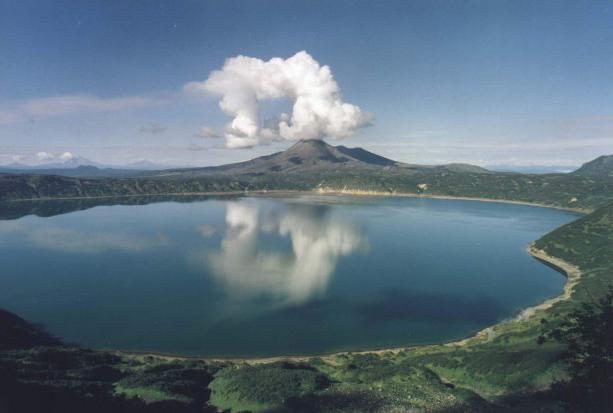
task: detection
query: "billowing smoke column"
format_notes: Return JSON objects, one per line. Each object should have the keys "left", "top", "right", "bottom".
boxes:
{"left": 185, "top": 51, "right": 371, "bottom": 149}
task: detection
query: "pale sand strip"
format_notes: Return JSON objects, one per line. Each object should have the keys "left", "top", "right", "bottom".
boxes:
{"left": 449, "top": 245, "right": 582, "bottom": 347}
{"left": 519, "top": 245, "right": 582, "bottom": 320}
{"left": 3, "top": 188, "right": 591, "bottom": 214}
{"left": 313, "top": 187, "right": 589, "bottom": 213}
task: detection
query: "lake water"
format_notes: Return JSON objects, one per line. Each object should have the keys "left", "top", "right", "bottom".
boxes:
{"left": 0, "top": 195, "right": 578, "bottom": 357}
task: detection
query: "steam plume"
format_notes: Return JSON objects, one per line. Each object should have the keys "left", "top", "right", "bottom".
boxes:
{"left": 185, "top": 51, "right": 371, "bottom": 149}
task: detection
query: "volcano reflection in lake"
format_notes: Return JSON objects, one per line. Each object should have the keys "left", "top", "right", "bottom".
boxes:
{"left": 0, "top": 196, "right": 578, "bottom": 356}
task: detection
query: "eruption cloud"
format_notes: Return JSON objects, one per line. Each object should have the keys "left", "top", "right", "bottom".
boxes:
{"left": 185, "top": 51, "right": 372, "bottom": 149}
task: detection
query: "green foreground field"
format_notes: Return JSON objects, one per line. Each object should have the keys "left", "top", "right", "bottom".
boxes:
{"left": 0, "top": 200, "right": 612, "bottom": 413}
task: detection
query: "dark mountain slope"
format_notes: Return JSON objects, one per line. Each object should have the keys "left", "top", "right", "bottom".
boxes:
{"left": 572, "top": 155, "right": 613, "bottom": 178}
{"left": 154, "top": 139, "right": 396, "bottom": 178}
{"left": 0, "top": 309, "right": 61, "bottom": 350}
{"left": 151, "top": 140, "right": 490, "bottom": 178}
{"left": 335, "top": 145, "right": 397, "bottom": 166}
{"left": 438, "top": 163, "right": 491, "bottom": 174}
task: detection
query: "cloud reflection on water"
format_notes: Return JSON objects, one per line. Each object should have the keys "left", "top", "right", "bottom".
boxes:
{"left": 206, "top": 201, "right": 367, "bottom": 305}
{"left": 0, "top": 220, "right": 169, "bottom": 253}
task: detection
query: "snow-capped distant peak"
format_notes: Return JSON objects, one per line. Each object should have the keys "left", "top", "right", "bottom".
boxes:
{"left": 18, "top": 155, "right": 102, "bottom": 170}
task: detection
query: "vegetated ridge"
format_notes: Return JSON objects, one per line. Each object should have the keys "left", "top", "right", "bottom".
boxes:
{"left": 571, "top": 154, "right": 613, "bottom": 178}
{"left": 1, "top": 140, "right": 613, "bottom": 212}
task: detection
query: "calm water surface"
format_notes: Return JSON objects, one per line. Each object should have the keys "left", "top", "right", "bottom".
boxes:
{"left": 0, "top": 195, "right": 578, "bottom": 356}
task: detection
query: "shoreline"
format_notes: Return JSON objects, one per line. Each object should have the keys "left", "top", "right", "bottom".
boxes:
{"left": 108, "top": 246, "right": 583, "bottom": 365}
{"left": 519, "top": 245, "right": 582, "bottom": 320}
{"left": 448, "top": 245, "right": 582, "bottom": 347}
{"left": 2, "top": 189, "right": 586, "bottom": 363}
{"left": 2, "top": 188, "right": 591, "bottom": 214}
{"left": 312, "top": 188, "right": 590, "bottom": 213}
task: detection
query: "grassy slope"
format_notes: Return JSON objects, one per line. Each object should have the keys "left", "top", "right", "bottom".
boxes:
{"left": 2, "top": 168, "right": 613, "bottom": 211}
{"left": 534, "top": 201, "right": 613, "bottom": 307}
{"left": 0, "top": 309, "right": 61, "bottom": 351}
{"left": 1, "top": 202, "right": 611, "bottom": 412}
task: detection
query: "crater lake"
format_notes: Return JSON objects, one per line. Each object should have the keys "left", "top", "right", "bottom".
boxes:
{"left": 0, "top": 195, "right": 579, "bottom": 357}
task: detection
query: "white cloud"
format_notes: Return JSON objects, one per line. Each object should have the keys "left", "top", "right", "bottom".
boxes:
{"left": 36, "top": 151, "right": 55, "bottom": 161}
{"left": 0, "top": 221, "right": 169, "bottom": 254}
{"left": 198, "top": 224, "right": 217, "bottom": 237}
{"left": 59, "top": 151, "right": 74, "bottom": 161}
{"left": 195, "top": 126, "right": 220, "bottom": 139}
{"left": 139, "top": 122, "right": 167, "bottom": 134}
{"left": 0, "top": 110, "right": 22, "bottom": 125}
{"left": 0, "top": 94, "right": 165, "bottom": 125}
{"left": 27, "top": 227, "right": 167, "bottom": 253}
{"left": 34, "top": 151, "right": 74, "bottom": 163}
{"left": 185, "top": 51, "right": 372, "bottom": 149}
{"left": 187, "top": 143, "right": 207, "bottom": 151}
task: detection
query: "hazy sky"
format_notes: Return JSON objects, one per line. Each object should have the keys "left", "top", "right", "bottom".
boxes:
{"left": 1, "top": 0, "right": 612, "bottom": 167}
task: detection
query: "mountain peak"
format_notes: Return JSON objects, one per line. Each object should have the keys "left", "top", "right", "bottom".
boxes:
{"left": 573, "top": 155, "right": 613, "bottom": 178}
{"left": 284, "top": 139, "right": 338, "bottom": 158}
{"left": 285, "top": 139, "right": 333, "bottom": 153}
{"left": 290, "top": 139, "right": 329, "bottom": 147}
{"left": 283, "top": 139, "right": 398, "bottom": 166}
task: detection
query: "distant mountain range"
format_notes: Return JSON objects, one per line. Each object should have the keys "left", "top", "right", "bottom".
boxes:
{"left": 3, "top": 141, "right": 609, "bottom": 179}
{"left": 0, "top": 140, "right": 491, "bottom": 178}
{"left": 1, "top": 140, "right": 612, "bottom": 210}
{"left": 0, "top": 157, "right": 177, "bottom": 177}
{"left": 2, "top": 155, "right": 101, "bottom": 170}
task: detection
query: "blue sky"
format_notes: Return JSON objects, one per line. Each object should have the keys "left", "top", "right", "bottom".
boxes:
{"left": 1, "top": 0, "right": 612, "bottom": 167}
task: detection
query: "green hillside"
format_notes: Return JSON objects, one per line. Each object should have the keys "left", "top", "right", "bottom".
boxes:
{"left": 2, "top": 142, "right": 613, "bottom": 211}
{"left": 572, "top": 155, "right": 613, "bottom": 178}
